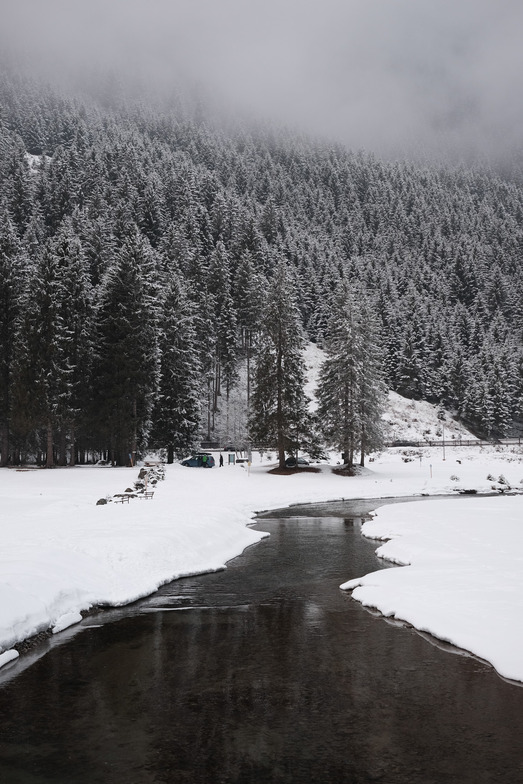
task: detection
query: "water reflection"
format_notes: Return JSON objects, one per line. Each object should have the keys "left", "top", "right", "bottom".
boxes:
{"left": 1, "top": 513, "right": 523, "bottom": 783}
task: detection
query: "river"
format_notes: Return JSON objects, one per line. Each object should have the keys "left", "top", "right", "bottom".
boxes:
{"left": 0, "top": 499, "right": 522, "bottom": 783}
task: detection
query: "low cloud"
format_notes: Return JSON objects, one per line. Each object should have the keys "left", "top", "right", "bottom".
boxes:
{"left": 3, "top": 0, "right": 523, "bottom": 159}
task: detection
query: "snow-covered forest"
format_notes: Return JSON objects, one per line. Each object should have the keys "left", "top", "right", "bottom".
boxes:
{"left": 1, "top": 69, "right": 523, "bottom": 466}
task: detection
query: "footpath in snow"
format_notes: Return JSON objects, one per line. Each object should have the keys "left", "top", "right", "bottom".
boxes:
{"left": 1, "top": 444, "right": 523, "bottom": 682}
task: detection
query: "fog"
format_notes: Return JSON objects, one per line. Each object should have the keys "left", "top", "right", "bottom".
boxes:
{"left": 3, "top": 0, "right": 523, "bottom": 159}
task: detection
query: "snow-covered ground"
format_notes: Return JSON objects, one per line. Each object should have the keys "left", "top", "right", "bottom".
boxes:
{"left": 340, "top": 495, "right": 523, "bottom": 683}
{"left": 383, "top": 390, "right": 478, "bottom": 443}
{"left": 1, "top": 435, "right": 523, "bottom": 682}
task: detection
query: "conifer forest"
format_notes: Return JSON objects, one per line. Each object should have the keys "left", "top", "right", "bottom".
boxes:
{"left": 1, "top": 69, "right": 523, "bottom": 467}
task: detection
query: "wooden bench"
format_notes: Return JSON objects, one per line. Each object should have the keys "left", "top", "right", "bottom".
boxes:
{"left": 140, "top": 491, "right": 155, "bottom": 500}
{"left": 114, "top": 494, "right": 131, "bottom": 504}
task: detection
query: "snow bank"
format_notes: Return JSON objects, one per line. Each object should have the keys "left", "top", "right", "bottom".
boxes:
{"left": 52, "top": 612, "right": 83, "bottom": 634}
{"left": 341, "top": 496, "right": 523, "bottom": 682}
{"left": 0, "top": 649, "right": 19, "bottom": 669}
{"left": 0, "top": 464, "right": 269, "bottom": 653}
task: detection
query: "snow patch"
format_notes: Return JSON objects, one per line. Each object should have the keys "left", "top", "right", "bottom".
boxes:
{"left": 52, "top": 611, "right": 83, "bottom": 634}
{"left": 24, "top": 152, "right": 51, "bottom": 169}
{"left": 0, "top": 649, "right": 19, "bottom": 669}
{"left": 383, "top": 390, "right": 477, "bottom": 443}
{"left": 303, "top": 342, "right": 325, "bottom": 411}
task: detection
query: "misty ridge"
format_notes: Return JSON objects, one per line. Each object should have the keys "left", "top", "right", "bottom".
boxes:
{"left": 2, "top": 0, "right": 523, "bottom": 164}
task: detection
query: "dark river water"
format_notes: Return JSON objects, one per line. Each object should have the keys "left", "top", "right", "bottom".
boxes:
{"left": 1, "top": 499, "right": 523, "bottom": 784}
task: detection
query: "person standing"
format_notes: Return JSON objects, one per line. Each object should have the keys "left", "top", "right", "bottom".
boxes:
{"left": 219, "top": 453, "right": 224, "bottom": 467}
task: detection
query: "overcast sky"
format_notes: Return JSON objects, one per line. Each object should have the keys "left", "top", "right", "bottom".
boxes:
{"left": 3, "top": 0, "right": 523, "bottom": 159}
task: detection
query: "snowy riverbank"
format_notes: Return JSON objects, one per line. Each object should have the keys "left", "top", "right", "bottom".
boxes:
{"left": 340, "top": 494, "right": 523, "bottom": 683}
{"left": 1, "top": 444, "right": 523, "bottom": 681}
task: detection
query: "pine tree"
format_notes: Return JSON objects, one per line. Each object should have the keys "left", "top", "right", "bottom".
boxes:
{"left": 249, "top": 262, "right": 310, "bottom": 468}
{"left": 233, "top": 250, "right": 267, "bottom": 411}
{"left": 11, "top": 219, "right": 93, "bottom": 466}
{"left": 48, "top": 219, "right": 94, "bottom": 465}
{"left": 92, "top": 227, "right": 160, "bottom": 465}
{"left": 149, "top": 271, "right": 201, "bottom": 462}
{"left": 317, "top": 282, "right": 386, "bottom": 467}
{"left": 188, "top": 281, "right": 216, "bottom": 440}
{"left": 0, "top": 207, "right": 24, "bottom": 465}
{"left": 233, "top": 250, "right": 266, "bottom": 349}
{"left": 395, "top": 320, "right": 425, "bottom": 399}
{"left": 139, "top": 172, "right": 166, "bottom": 248}
{"left": 11, "top": 239, "right": 71, "bottom": 466}
{"left": 357, "top": 296, "right": 387, "bottom": 463}
{"left": 209, "top": 241, "right": 238, "bottom": 406}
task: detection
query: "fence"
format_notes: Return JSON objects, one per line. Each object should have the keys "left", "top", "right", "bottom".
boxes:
{"left": 386, "top": 438, "right": 522, "bottom": 448}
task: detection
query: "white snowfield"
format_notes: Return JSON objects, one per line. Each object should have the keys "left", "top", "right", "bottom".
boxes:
{"left": 1, "top": 443, "right": 523, "bottom": 683}
{"left": 340, "top": 495, "right": 523, "bottom": 683}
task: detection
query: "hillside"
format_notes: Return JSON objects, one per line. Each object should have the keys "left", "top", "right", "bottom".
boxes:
{"left": 211, "top": 343, "right": 478, "bottom": 451}
{"left": 1, "top": 68, "right": 522, "bottom": 465}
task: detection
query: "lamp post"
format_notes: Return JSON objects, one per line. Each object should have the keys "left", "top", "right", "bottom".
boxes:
{"left": 442, "top": 421, "right": 446, "bottom": 461}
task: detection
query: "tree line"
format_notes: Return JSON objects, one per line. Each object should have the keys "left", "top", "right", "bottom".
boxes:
{"left": 1, "top": 69, "right": 523, "bottom": 466}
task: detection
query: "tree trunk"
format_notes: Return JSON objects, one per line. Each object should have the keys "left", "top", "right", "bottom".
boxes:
{"left": 211, "top": 375, "right": 216, "bottom": 433}
{"left": 207, "top": 379, "right": 212, "bottom": 439}
{"left": 46, "top": 421, "right": 54, "bottom": 468}
{"left": 277, "top": 341, "right": 285, "bottom": 468}
{"left": 225, "top": 382, "right": 230, "bottom": 444}
{"left": 70, "top": 426, "right": 76, "bottom": 467}
{"left": 59, "top": 429, "right": 67, "bottom": 466}
{"left": 246, "top": 330, "right": 251, "bottom": 411}
{"left": 214, "top": 353, "right": 221, "bottom": 408}
{"left": 131, "top": 399, "right": 137, "bottom": 467}
{"left": 342, "top": 386, "right": 351, "bottom": 467}
{"left": 0, "top": 420, "right": 8, "bottom": 467}
{"left": 360, "top": 411, "right": 366, "bottom": 467}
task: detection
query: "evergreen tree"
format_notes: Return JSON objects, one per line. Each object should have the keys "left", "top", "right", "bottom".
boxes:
{"left": 11, "top": 239, "right": 72, "bottom": 466}
{"left": 249, "top": 263, "right": 310, "bottom": 468}
{"left": 48, "top": 219, "right": 94, "bottom": 465}
{"left": 232, "top": 250, "right": 266, "bottom": 349}
{"left": 191, "top": 282, "right": 217, "bottom": 440}
{"left": 92, "top": 227, "right": 160, "bottom": 465}
{"left": 317, "top": 283, "right": 386, "bottom": 467}
{"left": 233, "top": 250, "right": 267, "bottom": 411}
{"left": 209, "top": 241, "right": 238, "bottom": 406}
{"left": 357, "top": 296, "right": 387, "bottom": 462}
{"left": 150, "top": 271, "right": 201, "bottom": 462}
{"left": 394, "top": 319, "right": 425, "bottom": 399}
{"left": 0, "top": 207, "right": 24, "bottom": 465}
